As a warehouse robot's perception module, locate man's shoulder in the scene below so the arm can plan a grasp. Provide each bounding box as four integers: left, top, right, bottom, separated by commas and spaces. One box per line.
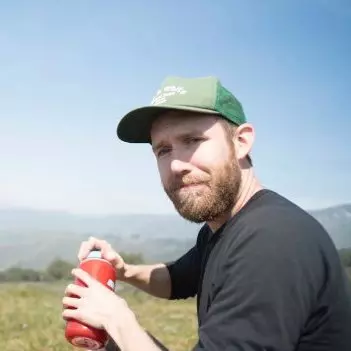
225, 189, 330, 248
215, 190, 335, 284
237, 189, 324, 229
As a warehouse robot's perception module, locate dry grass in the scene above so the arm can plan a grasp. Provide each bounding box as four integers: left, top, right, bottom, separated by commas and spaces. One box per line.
0, 282, 197, 351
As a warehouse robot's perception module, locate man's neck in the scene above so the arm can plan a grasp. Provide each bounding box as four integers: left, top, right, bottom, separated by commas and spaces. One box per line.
207, 167, 263, 233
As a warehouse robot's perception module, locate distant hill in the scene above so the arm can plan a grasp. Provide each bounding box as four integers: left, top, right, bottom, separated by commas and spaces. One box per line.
0, 203, 350, 269
0, 209, 201, 269
309, 204, 351, 249
0, 209, 200, 238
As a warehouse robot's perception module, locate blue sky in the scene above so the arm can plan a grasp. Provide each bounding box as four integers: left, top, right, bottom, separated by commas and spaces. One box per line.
0, 0, 350, 215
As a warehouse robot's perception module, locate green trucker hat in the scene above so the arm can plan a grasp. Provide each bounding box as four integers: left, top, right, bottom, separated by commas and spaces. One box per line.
116, 76, 247, 143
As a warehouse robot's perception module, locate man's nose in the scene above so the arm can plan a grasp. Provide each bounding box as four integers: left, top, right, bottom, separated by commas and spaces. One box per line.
170, 158, 192, 174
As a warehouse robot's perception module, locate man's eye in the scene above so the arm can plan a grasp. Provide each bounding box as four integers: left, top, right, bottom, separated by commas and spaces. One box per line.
186, 137, 203, 144
157, 148, 171, 157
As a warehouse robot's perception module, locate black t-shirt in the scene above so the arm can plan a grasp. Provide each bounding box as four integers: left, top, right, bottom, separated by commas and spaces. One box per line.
166, 189, 351, 351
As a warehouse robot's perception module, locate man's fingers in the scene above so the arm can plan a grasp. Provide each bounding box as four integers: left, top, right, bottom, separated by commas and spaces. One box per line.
103, 250, 124, 268
77, 239, 91, 261
65, 282, 88, 297
77, 237, 124, 270
62, 296, 81, 309
100, 242, 113, 258
71, 268, 96, 287
114, 253, 125, 269
78, 237, 109, 261
62, 307, 81, 321
88, 237, 109, 251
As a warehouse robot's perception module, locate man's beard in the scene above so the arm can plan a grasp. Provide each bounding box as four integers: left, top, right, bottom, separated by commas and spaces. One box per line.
163, 153, 242, 224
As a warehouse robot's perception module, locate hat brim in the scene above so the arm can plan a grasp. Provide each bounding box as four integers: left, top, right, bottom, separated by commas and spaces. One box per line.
116, 105, 220, 143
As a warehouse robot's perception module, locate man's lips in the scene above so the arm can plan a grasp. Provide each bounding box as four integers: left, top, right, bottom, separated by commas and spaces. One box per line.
182, 183, 202, 187
177, 182, 206, 190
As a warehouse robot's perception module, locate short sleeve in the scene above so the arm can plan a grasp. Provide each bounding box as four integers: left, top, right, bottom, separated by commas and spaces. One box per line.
166, 245, 201, 300
192, 224, 324, 351
166, 226, 208, 300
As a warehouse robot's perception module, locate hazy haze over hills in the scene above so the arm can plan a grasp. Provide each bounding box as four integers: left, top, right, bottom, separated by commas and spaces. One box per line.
0, 204, 350, 270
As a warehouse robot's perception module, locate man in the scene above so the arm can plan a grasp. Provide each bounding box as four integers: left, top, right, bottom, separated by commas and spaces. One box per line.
62, 76, 351, 351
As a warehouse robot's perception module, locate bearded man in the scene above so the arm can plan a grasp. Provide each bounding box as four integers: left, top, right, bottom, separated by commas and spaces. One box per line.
62, 76, 351, 351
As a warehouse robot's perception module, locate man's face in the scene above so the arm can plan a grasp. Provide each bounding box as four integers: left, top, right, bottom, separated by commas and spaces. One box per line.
150, 111, 242, 223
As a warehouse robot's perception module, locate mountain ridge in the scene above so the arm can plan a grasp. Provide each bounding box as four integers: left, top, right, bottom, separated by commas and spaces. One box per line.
0, 203, 350, 270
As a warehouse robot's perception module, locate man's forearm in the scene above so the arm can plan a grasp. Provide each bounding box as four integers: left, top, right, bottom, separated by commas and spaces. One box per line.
121, 263, 171, 299
104, 311, 168, 351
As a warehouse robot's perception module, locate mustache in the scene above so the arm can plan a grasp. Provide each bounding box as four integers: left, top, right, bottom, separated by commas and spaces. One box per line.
166, 175, 210, 192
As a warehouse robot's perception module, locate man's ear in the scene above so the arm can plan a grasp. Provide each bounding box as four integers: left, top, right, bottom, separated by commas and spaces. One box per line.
233, 123, 255, 162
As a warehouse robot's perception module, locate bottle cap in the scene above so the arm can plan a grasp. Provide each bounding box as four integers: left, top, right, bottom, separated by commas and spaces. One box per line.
86, 250, 102, 259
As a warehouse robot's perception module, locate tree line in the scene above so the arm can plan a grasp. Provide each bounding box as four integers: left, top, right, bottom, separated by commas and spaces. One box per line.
0, 252, 144, 283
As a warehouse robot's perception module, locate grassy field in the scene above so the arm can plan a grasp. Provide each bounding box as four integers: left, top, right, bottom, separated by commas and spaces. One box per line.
0, 282, 197, 351
2, 270, 350, 351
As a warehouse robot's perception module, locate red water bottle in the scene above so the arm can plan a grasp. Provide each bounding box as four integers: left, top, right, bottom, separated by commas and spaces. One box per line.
65, 249, 117, 350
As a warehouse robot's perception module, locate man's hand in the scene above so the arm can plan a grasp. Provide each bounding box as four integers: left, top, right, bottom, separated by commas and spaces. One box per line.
62, 268, 135, 330
78, 236, 128, 281
62, 269, 164, 351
